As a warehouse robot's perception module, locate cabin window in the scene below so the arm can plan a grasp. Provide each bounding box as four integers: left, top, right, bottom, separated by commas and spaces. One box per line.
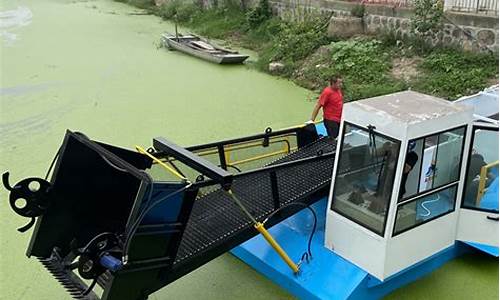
399, 127, 466, 200
394, 185, 457, 235
462, 126, 499, 212
331, 122, 401, 236
393, 126, 466, 236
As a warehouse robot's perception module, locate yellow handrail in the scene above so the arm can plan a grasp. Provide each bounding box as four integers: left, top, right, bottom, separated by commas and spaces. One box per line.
194, 136, 295, 156
144, 120, 321, 176
153, 138, 293, 166
228, 147, 297, 167
476, 160, 499, 205
135, 145, 188, 181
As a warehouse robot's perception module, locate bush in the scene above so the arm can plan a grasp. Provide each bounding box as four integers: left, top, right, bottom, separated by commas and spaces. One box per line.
350, 4, 365, 18
159, 0, 182, 19
241, 17, 281, 48
159, 0, 200, 22
329, 39, 390, 83
414, 49, 498, 99
247, 0, 272, 28
411, 0, 444, 36
176, 3, 201, 22
188, 7, 247, 38
268, 15, 330, 62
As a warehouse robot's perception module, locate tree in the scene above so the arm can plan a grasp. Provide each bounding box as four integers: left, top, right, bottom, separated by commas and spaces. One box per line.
247, 0, 272, 28
411, 0, 444, 36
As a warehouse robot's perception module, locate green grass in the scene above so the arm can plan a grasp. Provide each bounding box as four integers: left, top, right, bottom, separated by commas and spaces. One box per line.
413, 48, 498, 99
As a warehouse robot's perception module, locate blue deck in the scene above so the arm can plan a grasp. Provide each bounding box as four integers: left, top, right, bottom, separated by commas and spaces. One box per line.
231, 198, 482, 300
231, 199, 368, 300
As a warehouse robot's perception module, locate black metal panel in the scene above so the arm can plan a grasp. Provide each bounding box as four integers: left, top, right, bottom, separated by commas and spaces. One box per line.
97, 142, 153, 170
297, 123, 320, 148
126, 186, 199, 265
27, 131, 150, 258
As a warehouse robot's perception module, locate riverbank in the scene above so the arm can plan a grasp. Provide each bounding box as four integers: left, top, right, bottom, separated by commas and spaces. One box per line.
120, 0, 498, 101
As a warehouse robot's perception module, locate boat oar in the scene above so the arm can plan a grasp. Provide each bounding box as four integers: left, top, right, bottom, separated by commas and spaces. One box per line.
174, 15, 179, 42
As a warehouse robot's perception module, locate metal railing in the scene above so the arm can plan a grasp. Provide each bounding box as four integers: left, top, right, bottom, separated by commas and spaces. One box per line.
476, 160, 499, 204
345, 0, 414, 7
448, 0, 498, 14
347, 0, 498, 14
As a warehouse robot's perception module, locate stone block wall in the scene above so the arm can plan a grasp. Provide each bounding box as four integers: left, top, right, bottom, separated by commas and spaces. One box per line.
270, 0, 499, 52
364, 13, 498, 52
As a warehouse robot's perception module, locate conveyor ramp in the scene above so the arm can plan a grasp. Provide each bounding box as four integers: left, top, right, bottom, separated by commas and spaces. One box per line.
3, 125, 336, 300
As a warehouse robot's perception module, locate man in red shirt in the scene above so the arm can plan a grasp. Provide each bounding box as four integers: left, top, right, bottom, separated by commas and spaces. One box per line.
308, 76, 344, 138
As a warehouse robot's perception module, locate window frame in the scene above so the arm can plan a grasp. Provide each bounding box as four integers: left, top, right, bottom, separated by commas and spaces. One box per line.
391, 124, 468, 237
393, 182, 459, 236
331, 121, 401, 237
460, 124, 499, 213
399, 125, 468, 202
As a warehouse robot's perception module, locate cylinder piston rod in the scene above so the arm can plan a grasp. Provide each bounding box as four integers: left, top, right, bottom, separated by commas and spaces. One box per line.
226, 190, 300, 273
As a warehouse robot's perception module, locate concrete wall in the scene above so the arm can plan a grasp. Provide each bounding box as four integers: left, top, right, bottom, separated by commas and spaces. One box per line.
270, 0, 499, 52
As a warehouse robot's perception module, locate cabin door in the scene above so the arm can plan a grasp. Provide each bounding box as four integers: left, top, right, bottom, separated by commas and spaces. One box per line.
456, 124, 499, 249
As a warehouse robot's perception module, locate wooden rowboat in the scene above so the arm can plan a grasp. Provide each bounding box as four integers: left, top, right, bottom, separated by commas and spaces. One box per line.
161, 33, 249, 64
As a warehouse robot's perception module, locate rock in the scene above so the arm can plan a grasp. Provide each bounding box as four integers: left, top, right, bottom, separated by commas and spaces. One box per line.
269, 62, 285, 73
477, 29, 495, 46
452, 28, 461, 38
400, 19, 409, 30
327, 16, 364, 38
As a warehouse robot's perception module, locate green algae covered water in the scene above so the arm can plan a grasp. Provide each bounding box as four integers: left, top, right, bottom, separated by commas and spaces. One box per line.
0, 1, 497, 299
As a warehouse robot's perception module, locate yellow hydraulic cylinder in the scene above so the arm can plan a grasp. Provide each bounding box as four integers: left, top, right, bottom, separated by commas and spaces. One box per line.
135, 145, 188, 181
254, 222, 300, 273
226, 190, 300, 274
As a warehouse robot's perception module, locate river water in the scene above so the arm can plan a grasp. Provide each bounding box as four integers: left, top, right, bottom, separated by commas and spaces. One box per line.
0, 1, 497, 300
0, 0, 311, 299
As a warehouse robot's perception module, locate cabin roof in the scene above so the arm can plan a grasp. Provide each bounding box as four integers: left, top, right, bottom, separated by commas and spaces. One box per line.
349, 91, 470, 125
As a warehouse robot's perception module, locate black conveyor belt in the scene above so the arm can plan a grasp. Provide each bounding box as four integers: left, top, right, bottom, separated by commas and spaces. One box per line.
173, 137, 336, 266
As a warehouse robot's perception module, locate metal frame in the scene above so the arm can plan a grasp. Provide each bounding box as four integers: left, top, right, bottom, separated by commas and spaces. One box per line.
392, 182, 459, 236
153, 137, 233, 187
461, 124, 499, 213
400, 125, 468, 202
476, 160, 499, 204
152, 125, 317, 180
184, 127, 302, 152
449, 0, 498, 15
391, 125, 468, 237
146, 137, 335, 295
330, 121, 401, 237
192, 150, 336, 189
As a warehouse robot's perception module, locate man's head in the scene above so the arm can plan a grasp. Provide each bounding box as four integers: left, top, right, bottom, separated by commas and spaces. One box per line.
330, 75, 343, 90
404, 151, 419, 174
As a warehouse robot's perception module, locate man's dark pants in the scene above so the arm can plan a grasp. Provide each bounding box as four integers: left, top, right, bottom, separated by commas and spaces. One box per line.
324, 119, 340, 138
